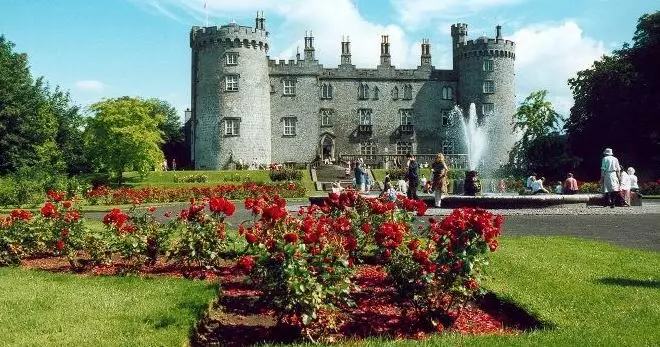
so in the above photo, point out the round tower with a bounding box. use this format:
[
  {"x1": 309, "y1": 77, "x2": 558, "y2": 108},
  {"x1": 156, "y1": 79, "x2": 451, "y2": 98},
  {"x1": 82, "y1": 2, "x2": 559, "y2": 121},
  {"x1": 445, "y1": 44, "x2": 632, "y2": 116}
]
[
  {"x1": 452, "y1": 24, "x2": 516, "y2": 173},
  {"x1": 190, "y1": 14, "x2": 271, "y2": 169}
]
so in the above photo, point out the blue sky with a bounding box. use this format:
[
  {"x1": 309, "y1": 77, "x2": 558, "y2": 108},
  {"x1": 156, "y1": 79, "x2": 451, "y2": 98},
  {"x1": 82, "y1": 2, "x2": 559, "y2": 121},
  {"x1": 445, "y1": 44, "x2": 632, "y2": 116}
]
[{"x1": 1, "y1": 0, "x2": 657, "y2": 120}]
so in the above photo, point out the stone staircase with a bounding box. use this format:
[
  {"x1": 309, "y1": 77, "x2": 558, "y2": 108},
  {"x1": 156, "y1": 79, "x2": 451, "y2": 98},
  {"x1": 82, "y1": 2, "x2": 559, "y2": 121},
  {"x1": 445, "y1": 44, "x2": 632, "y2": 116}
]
[{"x1": 312, "y1": 164, "x2": 354, "y2": 191}]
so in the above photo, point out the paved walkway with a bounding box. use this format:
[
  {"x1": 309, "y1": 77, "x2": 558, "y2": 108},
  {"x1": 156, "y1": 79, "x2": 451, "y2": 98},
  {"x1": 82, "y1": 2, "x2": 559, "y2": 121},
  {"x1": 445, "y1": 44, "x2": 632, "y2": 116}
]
[{"x1": 84, "y1": 200, "x2": 660, "y2": 252}]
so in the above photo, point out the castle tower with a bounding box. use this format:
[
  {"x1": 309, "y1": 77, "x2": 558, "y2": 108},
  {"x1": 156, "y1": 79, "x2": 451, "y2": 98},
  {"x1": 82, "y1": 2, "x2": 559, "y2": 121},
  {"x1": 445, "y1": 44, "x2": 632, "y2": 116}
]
[
  {"x1": 452, "y1": 23, "x2": 516, "y2": 172},
  {"x1": 190, "y1": 13, "x2": 272, "y2": 169}
]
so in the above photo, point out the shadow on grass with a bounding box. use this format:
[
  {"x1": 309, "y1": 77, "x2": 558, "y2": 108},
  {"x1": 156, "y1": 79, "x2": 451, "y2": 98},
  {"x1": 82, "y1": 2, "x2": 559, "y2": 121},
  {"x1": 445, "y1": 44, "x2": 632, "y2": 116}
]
[{"x1": 596, "y1": 277, "x2": 660, "y2": 289}]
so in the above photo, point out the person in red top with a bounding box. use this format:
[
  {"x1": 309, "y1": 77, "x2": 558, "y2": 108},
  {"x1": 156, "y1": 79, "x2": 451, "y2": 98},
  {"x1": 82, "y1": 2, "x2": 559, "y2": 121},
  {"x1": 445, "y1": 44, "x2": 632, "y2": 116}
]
[{"x1": 563, "y1": 172, "x2": 579, "y2": 194}]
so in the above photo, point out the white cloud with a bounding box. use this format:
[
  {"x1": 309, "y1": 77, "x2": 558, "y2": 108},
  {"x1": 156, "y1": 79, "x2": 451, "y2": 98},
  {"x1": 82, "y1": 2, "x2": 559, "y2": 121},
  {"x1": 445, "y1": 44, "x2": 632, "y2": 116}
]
[
  {"x1": 74, "y1": 80, "x2": 106, "y2": 93},
  {"x1": 139, "y1": 0, "x2": 422, "y2": 68},
  {"x1": 391, "y1": 0, "x2": 525, "y2": 30},
  {"x1": 510, "y1": 21, "x2": 606, "y2": 115}
]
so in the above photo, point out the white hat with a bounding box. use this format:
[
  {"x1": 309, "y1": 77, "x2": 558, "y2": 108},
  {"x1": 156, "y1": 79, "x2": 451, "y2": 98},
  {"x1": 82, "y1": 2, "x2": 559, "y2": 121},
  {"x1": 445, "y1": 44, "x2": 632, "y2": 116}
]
[
  {"x1": 627, "y1": 167, "x2": 635, "y2": 175},
  {"x1": 603, "y1": 148, "x2": 613, "y2": 156}
]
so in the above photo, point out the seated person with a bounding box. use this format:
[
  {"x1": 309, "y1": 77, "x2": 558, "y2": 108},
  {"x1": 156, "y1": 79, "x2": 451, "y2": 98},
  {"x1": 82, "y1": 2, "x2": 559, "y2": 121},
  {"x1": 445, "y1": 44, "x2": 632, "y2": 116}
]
[
  {"x1": 554, "y1": 181, "x2": 563, "y2": 194},
  {"x1": 563, "y1": 172, "x2": 579, "y2": 194},
  {"x1": 531, "y1": 177, "x2": 550, "y2": 194}
]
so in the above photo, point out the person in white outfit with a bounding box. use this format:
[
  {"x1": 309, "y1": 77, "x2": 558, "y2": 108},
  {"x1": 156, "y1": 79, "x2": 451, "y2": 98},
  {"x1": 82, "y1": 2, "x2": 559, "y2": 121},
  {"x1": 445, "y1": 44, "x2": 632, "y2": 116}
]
[
  {"x1": 619, "y1": 167, "x2": 631, "y2": 206},
  {"x1": 600, "y1": 148, "x2": 621, "y2": 208},
  {"x1": 627, "y1": 167, "x2": 639, "y2": 192}
]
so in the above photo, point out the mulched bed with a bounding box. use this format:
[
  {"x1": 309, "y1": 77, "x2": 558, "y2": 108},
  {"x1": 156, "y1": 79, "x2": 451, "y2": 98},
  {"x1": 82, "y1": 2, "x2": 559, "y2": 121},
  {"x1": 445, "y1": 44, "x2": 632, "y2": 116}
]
[{"x1": 17, "y1": 257, "x2": 542, "y2": 345}]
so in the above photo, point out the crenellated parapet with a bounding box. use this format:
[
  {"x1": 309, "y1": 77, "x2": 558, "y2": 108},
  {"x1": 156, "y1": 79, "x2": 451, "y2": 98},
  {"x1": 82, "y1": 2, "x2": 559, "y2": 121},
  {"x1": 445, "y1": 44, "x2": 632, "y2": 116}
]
[
  {"x1": 190, "y1": 24, "x2": 269, "y2": 51},
  {"x1": 455, "y1": 38, "x2": 516, "y2": 60}
]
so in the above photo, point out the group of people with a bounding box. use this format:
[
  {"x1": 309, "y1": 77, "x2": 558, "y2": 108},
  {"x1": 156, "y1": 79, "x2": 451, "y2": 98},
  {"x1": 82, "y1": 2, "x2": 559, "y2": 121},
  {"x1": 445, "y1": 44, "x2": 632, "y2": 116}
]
[
  {"x1": 380, "y1": 153, "x2": 449, "y2": 207},
  {"x1": 525, "y1": 147, "x2": 639, "y2": 208},
  {"x1": 600, "y1": 147, "x2": 639, "y2": 207},
  {"x1": 162, "y1": 159, "x2": 176, "y2": 171},
  {"x1": 351, "y1": 159, "x2": 373, "y2": 192},
  {"x1": 526, "y1": 172, "x2": 579, "y2": 195}
]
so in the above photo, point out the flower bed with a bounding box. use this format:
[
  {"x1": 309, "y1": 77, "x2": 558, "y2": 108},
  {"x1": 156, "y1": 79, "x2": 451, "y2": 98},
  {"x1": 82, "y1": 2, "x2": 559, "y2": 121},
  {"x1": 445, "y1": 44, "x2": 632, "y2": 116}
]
[
  {"x1": 84, "y1": 182, "x2": 305, "y2": 205},
  {"x1": 0, "y1": 189, "x2": 534, "y2": 344}
]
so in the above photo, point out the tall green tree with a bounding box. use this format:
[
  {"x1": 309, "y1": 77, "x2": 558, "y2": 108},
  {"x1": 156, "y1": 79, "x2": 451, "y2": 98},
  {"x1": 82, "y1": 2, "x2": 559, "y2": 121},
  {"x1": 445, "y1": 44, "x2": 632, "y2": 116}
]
[
  {"x1": 566, "y1": 11, "x2": 660, "y2": 180},
  {"x1": 510, "y1": 90, "x2": 564, "y2": 168},
  {"x1": 0, "y1": 36, "x2": 61, "y2": 174},
  {"x1": 84, "y1": 97, "x2": 164, "y2": 182}
]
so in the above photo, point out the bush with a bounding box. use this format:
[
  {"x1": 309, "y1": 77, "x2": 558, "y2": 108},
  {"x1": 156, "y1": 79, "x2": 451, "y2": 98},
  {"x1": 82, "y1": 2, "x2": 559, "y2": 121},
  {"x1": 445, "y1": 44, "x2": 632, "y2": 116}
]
[
  {"x1": 579, "y1": 182, "x2": 601, "y2": 193},
  {"x1": 640, "y1": 180, "x2": 660, "y2": 195},
  {"x1": 173, "y1": 174, "x2": 208, "y2": 183},
  {"x1": 269, "y1": 168, "x2": 302, "y2": 181},
  {"x1": 386, "y1": 168, "x2": 407, "y2": 181}
]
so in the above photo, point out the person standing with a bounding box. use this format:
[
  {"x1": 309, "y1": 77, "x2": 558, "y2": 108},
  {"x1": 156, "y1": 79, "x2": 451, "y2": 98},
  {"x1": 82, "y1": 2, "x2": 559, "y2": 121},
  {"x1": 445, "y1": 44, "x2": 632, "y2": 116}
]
[
  {"x1": 619, "y1": 166, "x2": 631, "y2": 206},
  {"x1": 431, "y1": 153, "x2": 448, "y2": 207},
  {"x1": 171, "y1": 159, "x2": 177, "y2": 171},
  {"x1": 406, "y1": 153, "x2": 419, "y2": 199},
  {"x1": 563, "y1": 172, "x2": 579, "y2": 194},
  {"x1": 600, "y1": 148, "x2": 621, "y2": 208},
  {"x1": 354, "y1": 161, "x2": 366, "y2": 192}
]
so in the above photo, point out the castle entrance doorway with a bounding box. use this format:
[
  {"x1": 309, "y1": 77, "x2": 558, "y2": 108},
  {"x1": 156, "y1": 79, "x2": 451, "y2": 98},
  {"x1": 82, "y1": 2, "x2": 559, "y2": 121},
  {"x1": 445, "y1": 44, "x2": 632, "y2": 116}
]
[{"x1": 320, "y1": 134, "x2": 335, "y2": 163}]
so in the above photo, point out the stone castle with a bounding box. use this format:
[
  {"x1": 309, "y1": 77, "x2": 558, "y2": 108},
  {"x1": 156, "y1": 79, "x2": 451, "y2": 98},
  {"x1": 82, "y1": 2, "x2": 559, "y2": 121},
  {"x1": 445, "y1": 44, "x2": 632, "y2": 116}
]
[{"x1": 188, "y1": 13, "x2": 516, "y2": 170}]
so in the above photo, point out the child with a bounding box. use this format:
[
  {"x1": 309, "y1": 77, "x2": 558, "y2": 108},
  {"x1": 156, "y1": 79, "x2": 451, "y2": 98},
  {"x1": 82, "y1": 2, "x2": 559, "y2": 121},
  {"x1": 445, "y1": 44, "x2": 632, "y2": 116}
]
[{"x1": 554, "y1": 181, "x2": 563, "y2": 194}]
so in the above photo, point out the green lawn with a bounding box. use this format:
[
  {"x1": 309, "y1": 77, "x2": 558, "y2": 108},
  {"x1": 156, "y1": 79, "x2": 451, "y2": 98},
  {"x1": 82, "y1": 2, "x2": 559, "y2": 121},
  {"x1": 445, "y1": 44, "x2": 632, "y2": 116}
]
[
  {"x1": 2, "y1": 236, "x2": 658, "y2": 346},
  {"x1": 355, "y1": 236, "x2": 660, "y2": 346},
  {"x1": 0, "y1": 268, "x2": 217, "y2": 346}
]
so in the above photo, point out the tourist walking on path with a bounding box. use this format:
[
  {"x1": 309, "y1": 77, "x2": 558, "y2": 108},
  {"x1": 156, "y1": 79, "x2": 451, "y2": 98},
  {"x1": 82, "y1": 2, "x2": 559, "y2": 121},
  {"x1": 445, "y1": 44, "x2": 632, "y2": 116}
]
[
  {"x1": 564, "y1": 172, "x2": 579, "y2": 194},
  {"x1": 406, "y1": 153, "x2": 420, "y2": 199},
  {"x1": 431, "y1": 153, "x2": 448, "y2": 207},
  {"x1": 600, "y1": 148, "x2": 622, "y2": 208}
]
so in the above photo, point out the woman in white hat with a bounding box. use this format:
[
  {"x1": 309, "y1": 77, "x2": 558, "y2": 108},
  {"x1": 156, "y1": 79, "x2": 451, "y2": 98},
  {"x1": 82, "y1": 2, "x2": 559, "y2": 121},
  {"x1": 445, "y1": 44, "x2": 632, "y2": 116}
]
[{"x1": 600, "y1": 148, "x2": 621, "y2": 207}]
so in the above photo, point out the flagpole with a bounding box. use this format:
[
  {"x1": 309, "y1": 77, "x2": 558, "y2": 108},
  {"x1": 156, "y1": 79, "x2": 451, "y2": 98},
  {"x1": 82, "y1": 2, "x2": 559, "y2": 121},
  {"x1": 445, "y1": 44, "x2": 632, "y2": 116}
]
[{"x1": 204, "y1": 1, "x2": 208, "y2": 27}]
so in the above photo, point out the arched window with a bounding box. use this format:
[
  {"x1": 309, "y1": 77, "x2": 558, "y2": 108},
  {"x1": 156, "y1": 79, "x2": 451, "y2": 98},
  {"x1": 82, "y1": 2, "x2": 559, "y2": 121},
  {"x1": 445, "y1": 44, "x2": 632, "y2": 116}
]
[
  {"x1": 373, "y1": 86, "x2": 379, "y2": 100},
  {"x1": 403, "y1": 84, "x2": 413, "y2": 100},
  {"x1": 358, "y1": 83, "x2": 369, "y2": 100},
  {"x1": 392, "y1": 86, "x2": 399, "y2": 100}
]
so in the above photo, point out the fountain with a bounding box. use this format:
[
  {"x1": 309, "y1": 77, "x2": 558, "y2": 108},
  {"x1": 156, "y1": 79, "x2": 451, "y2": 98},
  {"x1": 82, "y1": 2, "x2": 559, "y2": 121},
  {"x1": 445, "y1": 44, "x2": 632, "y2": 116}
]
[{"x1": 454, "y1": 103, "x2": 486, "y2": 196}]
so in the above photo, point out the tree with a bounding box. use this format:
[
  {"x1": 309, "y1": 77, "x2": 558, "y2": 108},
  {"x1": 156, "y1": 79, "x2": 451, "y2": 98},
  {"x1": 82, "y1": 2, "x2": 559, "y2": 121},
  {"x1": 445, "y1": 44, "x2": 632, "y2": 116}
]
[
  {"x1": 0, "y1": 36, "x2": 61, "y2": 174},
  {"x1": 510, "y1": 90, "x2": 564, "y2": 169},
  {"x1": 145, "y1": 98, "x2": 189, "y2": 168},
  {"x1": 566, "y1": 11, "x2": 660, "y2": 180},
  {"x1": 84, "y1": 97, "x2": 164, "y2": 182}
]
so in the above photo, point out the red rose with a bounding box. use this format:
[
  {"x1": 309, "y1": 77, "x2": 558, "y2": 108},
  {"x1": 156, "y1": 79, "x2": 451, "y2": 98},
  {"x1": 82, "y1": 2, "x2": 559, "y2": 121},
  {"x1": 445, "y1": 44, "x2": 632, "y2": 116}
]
[
  {"x1": 236, "y1": 256, "x2": 255, "y2": 272},
  {"x1": 245, "y1": 233, "x2": 258, "y2": 244},
  {"x1": 361, "y1": 223, "x2": 372, "y2": 233},
  {"x1": 148, "y1": 206, "x2": 156, "y2": 213},
  {"x1": 488, "y1": 240, "x2": 498, "y2": 252},
  {"x1": 164, "y1": 211, "x2": 172, "y2": 218},
  {"x1": 60, "y1": 229, "x2": 70, "y2": 238},
  {"x1": 465, "y1": 278, "x2": 480, "y2": 290},
  {"x1": 40, "y1": 202, "x2": 58, "y2": 218},
  {"x1": 407, "y1": 239, "x2": 421, "y2": 251},
  {"x1": 55, "y1": 240, "x2": 65, "y2": 251},
  {"x1": 62, "y1": 201, "x2": 72, "y2": 209},
  {"x1": 283, "y1": 233, "x2": 298, "y2": 244}
]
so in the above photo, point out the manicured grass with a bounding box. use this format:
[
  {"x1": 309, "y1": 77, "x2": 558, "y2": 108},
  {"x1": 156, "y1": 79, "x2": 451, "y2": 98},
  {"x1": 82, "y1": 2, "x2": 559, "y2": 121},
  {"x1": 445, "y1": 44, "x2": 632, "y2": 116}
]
[
  {"x1": 123, "y1": 170, "x2": 272, "y2": 185},
  {"x1": 0, "y1": 268, "x2": 217, "y2": 346},
  {"x1": 352, "y1": 236, "x2": 660, "y2": 346}
]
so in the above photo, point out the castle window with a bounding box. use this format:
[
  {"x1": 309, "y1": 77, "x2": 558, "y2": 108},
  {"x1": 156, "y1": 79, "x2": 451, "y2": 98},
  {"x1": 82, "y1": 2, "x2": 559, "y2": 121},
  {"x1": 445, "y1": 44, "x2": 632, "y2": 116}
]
[
  {"x1": 373, "y1": 86, "x2": 379, "y2": 100},
  {"x1": 441, "y1": 109, "x2": 454, "y2": 127},
  {"x1": 283, "y1": 80, "x2": 296, "y2": 95},
  {"x1": 321, "y1": 83, "x2": 333, "y2": 99},
  {"x1": 441, "y1": 86, "x2": 453, "y2": 100},
  {"x1": 360, "y1": 141, "x2": 377, "y2": 160},
  {"x1": 396, "y1": 141, "x2": 413, "y2": 155},
  {"x1": 403, "y1": 84, "x2": 413, "y2": 100},
  {"x1": 442, "y1": 140, "x2": 455, "y2": 154},
  {"x1": 358, "y1": 83, "x2": 370, "y2": 100},
  {"x1": 320, "y1": 109, "x2": 333, "y2": 127},
  {"x1": 399, "y1": 109, "x2": 413, "y2": 125},
  {"x1": 483, "y1": 80, "x2": 495, "y2": 94},
  {"x1": 270, "y1": 84, "x2": 275, "y2": 93},
  {"x1": 358, "y1": 108, "x2": 372, "y2": 125},
  {"x1": 225, "y1": 75, "x2": 239, "y2": 91},
  {"x1": 226, "y1": 52, "x2": 238, "y2": 65},
  {"x1": 283, "y1": 117, "x2": 297, "y2": 136},
  {"x1": 392, "y1": 86, "x2": 399, "y2": 100},
  {"x1": 224, "y1": 118, "x2": 240, "y2": 136},
  {"x1": 483, "y1": 59, "x2": 494, "y2": 72},
  {"x1": 482, "y1": 103, "x2": 495, "y2": 116}
]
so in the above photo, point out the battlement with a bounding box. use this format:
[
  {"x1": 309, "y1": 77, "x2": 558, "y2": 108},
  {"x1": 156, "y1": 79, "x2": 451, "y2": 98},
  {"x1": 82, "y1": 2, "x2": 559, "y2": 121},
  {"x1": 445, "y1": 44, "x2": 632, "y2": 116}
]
[
  {"x1": 190, "y1": 24, "x2": 269, "y2": 50},
  {"x1": 462, "y1": 38, "x2": 515, "y2": 47},
  {"x1": 454, "y1": 36, "x2": 516, "y2": 60}
]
